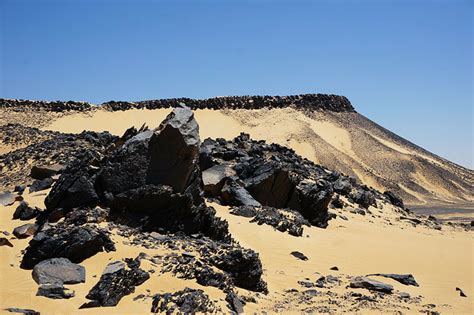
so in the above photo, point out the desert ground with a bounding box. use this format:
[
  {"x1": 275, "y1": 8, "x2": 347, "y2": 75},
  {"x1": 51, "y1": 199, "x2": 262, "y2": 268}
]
[{"x1": 0, "y1": 103, "x2": 472, "y2": 314}]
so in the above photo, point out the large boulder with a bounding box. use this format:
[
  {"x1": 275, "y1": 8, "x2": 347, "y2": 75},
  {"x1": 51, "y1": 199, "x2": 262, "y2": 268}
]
[
  {"x1": 13, "y1": 201, "x2": 40, "y2": 220},
  {"x1": 31, "y1": 164, "x2": 64, "y2": 180},
  {"x1": 202, "y1": 164, "x2": 235, "y2": 196},
  {"x1": 288, "y1": 179, "x2": 334, "y2": 228},
  {"x1": 81, "y1": 258, "x2": 149, "y2": 308},
  {"x1": 349, "y1": 277, "x2": 393, "y2": 293},
  {"x1": 21, "y1": 224, "x2": 115, "y2": 269},
  {"x1": 32, "y1": 258, "x2": 85, "y2": 285}
]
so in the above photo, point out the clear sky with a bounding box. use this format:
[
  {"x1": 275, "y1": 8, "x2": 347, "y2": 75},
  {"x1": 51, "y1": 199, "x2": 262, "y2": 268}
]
[{"x1": 1, "y1": 0, "x2": 472, "y2": 168}]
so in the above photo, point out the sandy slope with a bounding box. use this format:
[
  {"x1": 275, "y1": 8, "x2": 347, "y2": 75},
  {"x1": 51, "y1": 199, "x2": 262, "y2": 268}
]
[
  {"x1": 43, "y1": 107, "x2": 474, "y2": 207},
  {"x1": 1, "y1": 193, "x2": 472, "y2": 314}
]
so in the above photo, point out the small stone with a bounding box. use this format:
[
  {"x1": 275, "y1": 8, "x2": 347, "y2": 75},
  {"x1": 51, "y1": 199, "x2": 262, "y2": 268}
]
[{"x1": 290, "y1": 251, "x2": 308, "y2": 261}]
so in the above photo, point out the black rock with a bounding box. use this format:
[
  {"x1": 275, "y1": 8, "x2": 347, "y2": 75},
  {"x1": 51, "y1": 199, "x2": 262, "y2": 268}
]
[
  {"x1": 333, "y1": 178, "x2": 353, "y2": 195},
  {"x1": 291, "y1": 251, "x2": 309, "y2": 261},
  {"x1": 31, "y1": 164, "x2": 64, "y2": 180},
  {"x1": 202, "y1": 164, "x2": 235, "y2": 196},
  {"x1": 350, "y1": 189, "x2": 376, "y2": 209},
  {"x1": 221, "y1": 179, "x2": 261, "y2": 207},
  {"x1": 0, "y1": 191, "x2": 19, "y2": 206},
  {"x1": 4, "y1": 308, "x2": 40, "y2": 315},
  {"x1": 367, "y1": 273, "x2": 419, "y2": 287},
  {"x1": 20, "y1": 224, "x2": 115, "y2": 269},
  {"x1": 0, "y1": 237, "x2": 13, "y2": 247},
  {"x1": 36, "y1": 283, "x2": 74, "y2": 299},
  {"x1": 383, "y1": 191, "x2": 404, "y2": 209},
  {"x1": 229, "y1": 205, "x2": 257, "y2": 218},
  {"x1": 13, "y1": 201, "x2": 40, "y2": 220},
  {"x1": 330, "y1": 266, "x2": 339, "y2": 271},
  {"x1": 32, "y1": 258, "x2": 85, "y2": 285},
  {"x1": 226, "y1": 291, "x2": 245, "y2": 313},
  {"x1": 14, "y1": 185, "x2": 26, "y2": 194},
  {"x1": 288, "y1": 179, "x2": 334, "y2": 228},
  {"x1": 151, "y1": 288, "x2": 218, "y2": 313},
  {"x1": 82, "y1": 259, "x2": 150, "y2": 307},
  {"x1": 456, "y1": 287, "x2": 467, "y2": 297},
  {"x1": 29, "y1": 178, "x2": 54, "y2": 193},
  {"x1": 13, "y1": 223, "x2": 38, "y2": 239},
  {"x1": 349, "y1": 277, "x2": 393, "y2": 293}
]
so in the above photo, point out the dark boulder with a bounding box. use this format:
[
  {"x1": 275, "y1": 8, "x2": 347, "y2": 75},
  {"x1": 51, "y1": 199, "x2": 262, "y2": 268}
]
[
  {"x1": 0, "y1": 191, "x2": 20, "y2": 206},
  {"x1": 221, "y1": 179, "x2": 261, "y2": 207},
  {"x1": 81, "y1": 259, "x2": 149, "y2": 307},
  {"x1": 13, "y1": 223, "x2": 38, "y2": 239},
  {"x1": 367, "y1": 273, "x2": 419, "y2": 286},
  {"x1": 226, "y1": 291, "x2": 245, "y2": 313},
  {"x1": 288, "y1": 179, "x2": 334, "y2": 228},
  {"x1": 31, "y1": 164, "x2": 64, "y2": 180},
  {"x1": 350, "y1": 189, "x2": 376, "y2": 209},
  {"x1": 36, "y1": 283, "x2": 74, "y2": 299},
  {"x1": 146, "y1": 107, "x2": 201, "y2": 196},
  {"x1": 291, "y1": 251, "x2": 309, "y2": 261},
  {"x1": 32, "y1": 258, "x2": 85, "y2": 285},
  {"x1": 4, "y1": 308, "x2": 40, "y2": 315},
  {"x1": 151, "y1": 288, "x2": 218, "y2": 313},
  {"x1": 0, "y1": 237, "x2": 13, "y2": 247},
  {"x1": 202, "y1": 164, "x2": 235, "y2": 196},
  {"x1": 333, "y1": 178, "x2": 353, "y2": 195},
  {"x1": 13, "y1": 202, "x2": 40, "y2": 220},
  {"x1": 243, "y1": 163, "x2": 294, "y2": 208},
  {"x1": 349, "y1": 277, "x2": 393, "y2": 293},
  {"x1": 21, "y1": 224, "x2": 115, "y2": 269},
  {"x1": 383, "y1": 191, "x2": 404, "y2": 209},
  {"x1": 456, "y1": 287, "x2": 467, "y2": 297},
  {"x1": 29, "y1": 178, "x2": 54, "y2": 193}
]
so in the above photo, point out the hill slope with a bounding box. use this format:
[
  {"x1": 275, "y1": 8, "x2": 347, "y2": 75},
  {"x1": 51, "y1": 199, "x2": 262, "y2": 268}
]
[{"x1": 1, "y1": 94, "x2": 472, "y2": 206}]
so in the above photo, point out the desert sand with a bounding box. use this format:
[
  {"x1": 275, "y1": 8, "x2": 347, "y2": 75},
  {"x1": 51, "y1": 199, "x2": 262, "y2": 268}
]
[
  {"x1": 0, "y1": 106, "x2": 471, "y2": 314},
  {"x1": 1, "y1": 189, "x2": 472, "y2": 314}
]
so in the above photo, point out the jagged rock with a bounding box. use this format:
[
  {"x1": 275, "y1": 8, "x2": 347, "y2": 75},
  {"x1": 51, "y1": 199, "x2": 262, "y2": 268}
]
[
  {"x1": 0, "y1": 237, "x2": 13, "y2": 247},
  {"x1": 226, "y1": 291, "x2": 245, "y2": 313},
  {"x1": 291, "y1": 251, "x2": 309, "y2": 261},
  {"x1": 288, "y1": 179, "x2": 334, "y2": 228},
  {"x1": 208, "y1": 247, "x2": 266, "y2": 292},
  {"x1": 4, "y1": 308, "x2": 40, "y2": 315},
  {"x1": 333, "y1": 178, "x2": 353, "y2": 195},
  {"x1": 13, "y1": 224, "x2": 38, "y2": 239},
  {"x1": 350, "y1": 189, "x2": 376, "y2": 209},
  {"x1": 151, "y1": 288, "x2": 218, "y2": 313},
  {"x1": 81, "y1": 259, "x2": 150, "y2": 307},
  {"x1": 314, "y1": 275, "x2": 340, "y2": 288},
  {"x1": 231, "y1": 206, "x2": 310, "y2": 236},
  {"x1": 350, "y1": 277, "x2": 393, "y2": 293},
  {"x1": 331, "y1": 195, "x2": 346, "y2": 209},
  {"x1": 243, "y1": 164, "x2": 294, "y2": 208},
  {"x1": 146, "y1": 107, "x2": 201, "y2": 198},
  {"x1": 36, "y1": 283, "x2": 74, "y2": 299},
  {"x1": 29, "y1": 178, "x2": 53, "y2": 193},
  {"x1": 383, "y1": 191, "x2": 404, "y2": 208},
  {"x1": 13, "y1": 202, "x2": 40, "y2": 220},
  {"x1": 221, "y1": 179, "x2": 261, "y2": 207},
  {"x1": 21, "y1": 224, "x2": 115, "y2": 269},
  {"x1": 202, "y1": 164, "x2": 235, "y2": 196},
  {"x1": 456, "y1": 287, "x2": 467, "y2": 297},
  {"x1": 31, "y1": 164, "x2": 64, "y2": 180},
  {"x1": 32, "y1": 258, "x2": 85, "y2": 285},
  {"x1": 14, "y1": 185, "x2": 26, "y2": 194},
  {"x1": 0, "y1": 191, "x2": 19, "y2": 206},
  {"x1": 330, "y1": 266, "x2": 339, "y2": 271},
  {"x1": 367, "y1": 273, "x2": 419, "y2": 286}
]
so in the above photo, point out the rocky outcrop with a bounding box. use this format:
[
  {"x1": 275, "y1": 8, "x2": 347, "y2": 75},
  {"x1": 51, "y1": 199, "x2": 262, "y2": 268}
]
[
  {"x1": 1, "y1": 93, "x2": 355, "y2": 113},
  {"x1": 81, "y1": 258, "x2": 150, "y2": 308},
  {"x1": 151, "y1": 288, "x2": 219, "y2": 313}
]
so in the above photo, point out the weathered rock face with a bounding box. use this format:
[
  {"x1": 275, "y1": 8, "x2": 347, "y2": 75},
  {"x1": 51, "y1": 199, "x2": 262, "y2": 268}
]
[
  {"x1": 13, "y1": 201, "x2": 40, "y2": 221},
  {"x1": 20, "y1": 223, "x2": 115, "y2": 269},
  {"x1": 43, "y1": 108, "x2": 229, "y2": 242},
  {"x1": 82, "y1": 258, "x2": 149, "y2": 308},
  {"x1": 349, "y1": 277, "x2": 394, "y2": 293},
  {"x1": 151, "y1": 288, "x2": 218, "y2": 314},
  {"x1": 32, "y1": 258, "x2": 85, "y2": 285}
]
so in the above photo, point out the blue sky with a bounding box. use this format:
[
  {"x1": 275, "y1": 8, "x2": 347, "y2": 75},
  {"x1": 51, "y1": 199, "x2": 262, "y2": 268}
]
[{"x1": 1, "y1": 0, "x2": 472, "y2": 168}]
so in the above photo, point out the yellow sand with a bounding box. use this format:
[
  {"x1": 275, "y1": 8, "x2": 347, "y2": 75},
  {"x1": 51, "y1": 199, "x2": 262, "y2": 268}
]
[{"x1": 1, "y1": 193, "x2": 472, "y2": 314}]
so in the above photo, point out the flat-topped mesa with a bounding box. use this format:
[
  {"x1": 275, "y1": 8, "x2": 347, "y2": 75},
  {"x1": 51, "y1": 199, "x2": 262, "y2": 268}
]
[
  {"x1": 103, "y1": 94, "x2": 355, "y2": 112},
  {"x1": 0, "y1": 99, "x2": 92, "y2": 112},
  {"x1": 0, "y1": 93, "x2": 355, "y2": 113}
]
